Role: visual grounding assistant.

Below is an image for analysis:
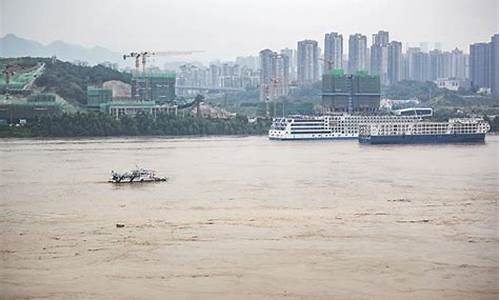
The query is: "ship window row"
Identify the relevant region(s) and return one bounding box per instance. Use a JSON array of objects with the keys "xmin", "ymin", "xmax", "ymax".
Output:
[
  {"xmin": 291, "ymin": 128, "xmax": 326, "ymax": 131},
  {"xmin": 327, "ymin": 116, "xmax": 419, "ymax": 121},
  {"xmin": 292, "ymin": 119, "xmax": 325, "ymax": 123},
  {"xmin": 333, "ymin": 130, "xmax": 357, "ymax": 133},
  {"xmin": 291, "ymin": 123, "xmax": 326, "ymax": 127},
  {"xmin": 330, "ymin": 120, "xmax": 417, "ymax": 126},
  {"xmin": 291, "ymin": 128, "xmax": 331, "ymax": 132},
  {"xmin": 290, "ymin": 131, "xmax": 331, "ymax": 134},
  {"xmin": 291, "ymin": 123, "xmax": 324, "ymax": 126}
]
